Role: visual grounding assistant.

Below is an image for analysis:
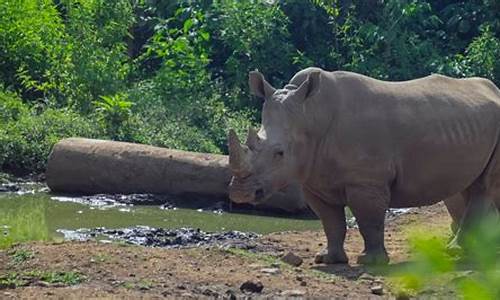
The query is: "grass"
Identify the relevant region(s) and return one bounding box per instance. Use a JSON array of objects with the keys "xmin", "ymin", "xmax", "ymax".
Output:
[
  {"xmin": 91, "ymin": 253, "xmax": 111, "ymax": 263},
  {"xmin": 8, "ymin": 249, "xmax": 34, "ymax": 264},
  {"xmin": 0, "ymin": 200, "xmax": 50, "ymax": 249},
  {"xmin": 122, "ymin": 279, "xmax": 154, "ymax": 290},
  {"xmin": 0, "ymin": 270, "xmax": 84, "ymax": 288}
]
